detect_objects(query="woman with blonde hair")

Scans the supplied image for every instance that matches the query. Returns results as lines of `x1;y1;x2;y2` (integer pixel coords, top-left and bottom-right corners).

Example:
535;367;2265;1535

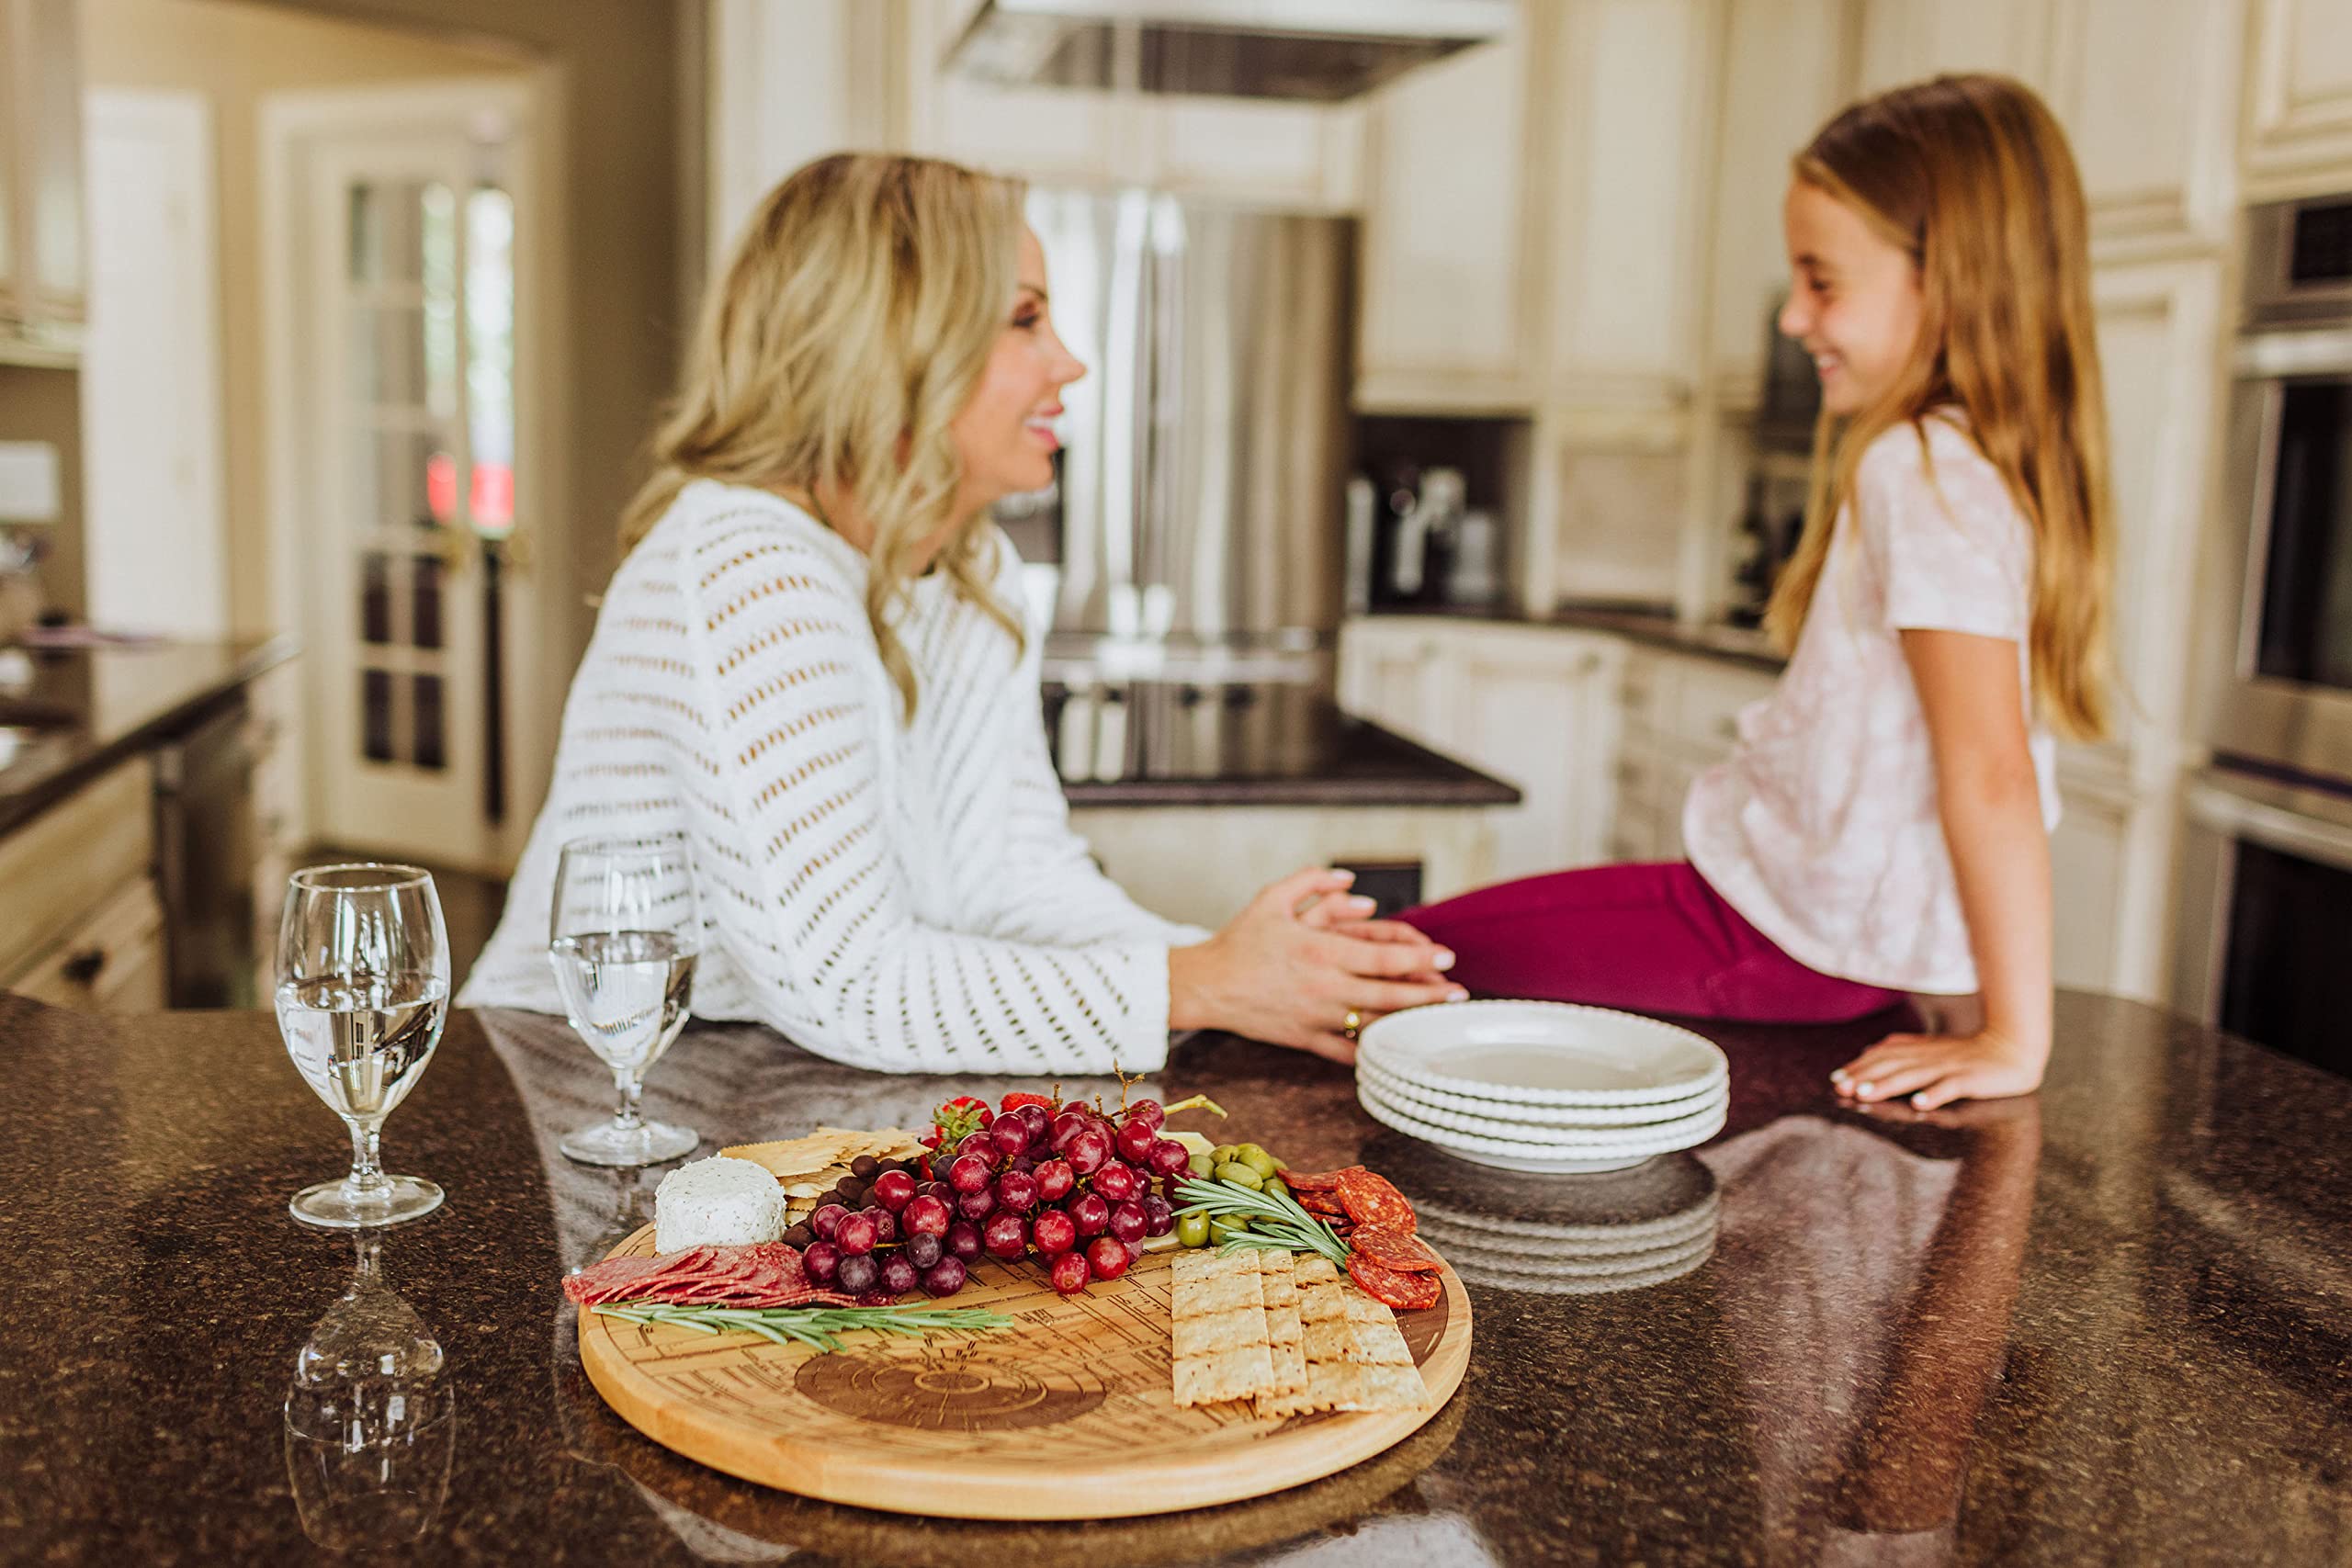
462;152;1463;1072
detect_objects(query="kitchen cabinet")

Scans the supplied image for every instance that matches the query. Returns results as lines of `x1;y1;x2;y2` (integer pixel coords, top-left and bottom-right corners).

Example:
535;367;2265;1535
1854;0;2053;98
1611;645;1777;863
2045;0;2243;254
0;757;164;1010
0;0;84;361
1353;22;1539;412
1340;616;1625;877
2243;0;2352;197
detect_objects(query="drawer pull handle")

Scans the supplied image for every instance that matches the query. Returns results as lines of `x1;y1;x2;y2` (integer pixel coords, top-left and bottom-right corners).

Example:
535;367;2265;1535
62;948;108;986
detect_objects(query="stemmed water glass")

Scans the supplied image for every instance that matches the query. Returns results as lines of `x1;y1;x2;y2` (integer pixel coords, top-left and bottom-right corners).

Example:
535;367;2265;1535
275;864;449;1228
548;831;702;1166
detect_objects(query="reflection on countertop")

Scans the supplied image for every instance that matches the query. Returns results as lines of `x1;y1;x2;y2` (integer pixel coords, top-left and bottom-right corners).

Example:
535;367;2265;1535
1043;678;1521;808
7;990;2352;1562
0;636;296;834
1361;601;1786;673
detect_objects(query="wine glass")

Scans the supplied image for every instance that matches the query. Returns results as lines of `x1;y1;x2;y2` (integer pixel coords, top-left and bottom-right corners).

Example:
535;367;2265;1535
548;831;702;1166
276;864;449;1227
283;1230;456;1549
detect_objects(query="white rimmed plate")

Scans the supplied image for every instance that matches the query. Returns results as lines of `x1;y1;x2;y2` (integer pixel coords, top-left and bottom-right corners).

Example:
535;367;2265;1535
1416;1191;1721;1258
1359;1077;1726;1150
1357;999;1728;1108
1358;1057;1724;1129
1356;1079;1727;1174
1415;1219;1719;1280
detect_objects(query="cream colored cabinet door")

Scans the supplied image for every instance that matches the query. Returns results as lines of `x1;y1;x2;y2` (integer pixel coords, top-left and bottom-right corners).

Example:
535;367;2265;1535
2245;0;2352;196
1446;627;1625;877
1354;28;1537;412
2044;0;2242;254
1337;618;1447;749
1855;0;2054;96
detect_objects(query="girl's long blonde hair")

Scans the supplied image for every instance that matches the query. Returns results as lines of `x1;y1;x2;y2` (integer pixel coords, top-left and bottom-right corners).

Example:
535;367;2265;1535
619;152;1028;717
1764;73;2113;741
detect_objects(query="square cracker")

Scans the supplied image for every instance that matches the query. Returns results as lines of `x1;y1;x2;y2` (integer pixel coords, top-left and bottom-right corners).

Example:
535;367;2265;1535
1257;1251;1299;1304
1173;1273;1265;1316
1173;1247;1261;1284
1292;1255;1343;1287
1297;1287;1350;1325
1172;1307;1270;1359
1173;1344;1277;1407
721;1132;858;1179
1264;1336;1308;1398
1325;1362;1430;1413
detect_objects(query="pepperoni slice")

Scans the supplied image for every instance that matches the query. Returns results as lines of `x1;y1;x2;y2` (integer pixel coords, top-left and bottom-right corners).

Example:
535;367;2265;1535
1282;1167;1361;1193
1350;1225;1440;1273
1295;1191;1348;1218
1348;1252;1441;1312
1335;1170;1416;1235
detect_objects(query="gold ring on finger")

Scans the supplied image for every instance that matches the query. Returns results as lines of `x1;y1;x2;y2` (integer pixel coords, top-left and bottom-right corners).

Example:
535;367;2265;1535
1342;1009;1363;1040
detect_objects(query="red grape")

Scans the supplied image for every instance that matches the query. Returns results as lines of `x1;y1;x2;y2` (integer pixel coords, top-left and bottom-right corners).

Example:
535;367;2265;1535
1066;1130;1113;1175
1114;1119;1157;1164
870;1169;917;1212
956;1129;997;1162
1147;1139;1191;1179
917;1179;952;1202
1069;1191;1111;1236
1085;1235;1131;1280
995;1169;1039;1211
982;1210;1028;1258
833;1213;878;1256
946;1219;983;1261
902;1193;952;1237
835;1253;880;1294
1034;1158;1076;1201
923;1257;967;1298
990;1119;1032;1159
1048;1249;1091;1295
948;1153;994;1195
802;1240;841;1282
861;1205;898;1245
1092;1161;1141;1203
1016;1103;1053;1141
903;1231;944;1269
1123;1099;1165;1133
880;1253;921;1295
1141;1194;1175;1236
956;1187;995;1222
1109;1201;1148;1245
1031;1208;1078;1255
809;1203;848;1241
1052;1110;1089;1146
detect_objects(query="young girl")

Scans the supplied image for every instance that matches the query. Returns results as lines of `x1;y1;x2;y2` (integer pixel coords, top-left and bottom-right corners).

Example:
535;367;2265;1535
1404;74;2110;1111
461;153;1460;1073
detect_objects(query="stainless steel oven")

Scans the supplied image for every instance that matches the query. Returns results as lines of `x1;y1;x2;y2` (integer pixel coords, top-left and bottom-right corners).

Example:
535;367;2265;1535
2172;767;2352;1079
2205;194;2352;784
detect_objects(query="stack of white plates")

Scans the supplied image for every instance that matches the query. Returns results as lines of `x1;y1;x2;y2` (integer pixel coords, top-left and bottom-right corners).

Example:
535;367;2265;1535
1355;1000;1729;1175
1399;1152;1720;1295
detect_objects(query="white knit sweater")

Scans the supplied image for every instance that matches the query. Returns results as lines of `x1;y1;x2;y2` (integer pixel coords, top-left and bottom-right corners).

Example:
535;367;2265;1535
460;479;1204;1074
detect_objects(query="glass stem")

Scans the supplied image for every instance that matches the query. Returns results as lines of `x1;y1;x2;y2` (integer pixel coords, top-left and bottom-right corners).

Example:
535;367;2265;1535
613;1070;644;1132
346;1120;388;1196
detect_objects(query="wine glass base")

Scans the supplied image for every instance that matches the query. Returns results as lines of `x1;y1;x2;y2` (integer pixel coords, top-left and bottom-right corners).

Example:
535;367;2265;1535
560;1118;698;1168
290;1175;444;1229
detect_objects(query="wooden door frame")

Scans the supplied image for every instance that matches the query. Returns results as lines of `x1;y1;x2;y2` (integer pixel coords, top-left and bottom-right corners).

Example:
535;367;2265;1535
259;73;563;874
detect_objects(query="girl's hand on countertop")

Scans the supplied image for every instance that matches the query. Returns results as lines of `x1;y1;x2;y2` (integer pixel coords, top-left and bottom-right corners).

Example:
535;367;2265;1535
1831;1027;2050;1111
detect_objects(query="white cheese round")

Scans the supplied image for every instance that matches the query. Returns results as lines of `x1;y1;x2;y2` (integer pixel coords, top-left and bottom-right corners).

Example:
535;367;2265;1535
653;1155;787;1253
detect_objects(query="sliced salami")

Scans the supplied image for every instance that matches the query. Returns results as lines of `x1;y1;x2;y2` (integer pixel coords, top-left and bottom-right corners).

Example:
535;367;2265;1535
1347;1252;1441;1312
1295;1191;1348;1218
1350;1225;1441;1273
1281;1167;1361;1193
1335;1169;1417;1235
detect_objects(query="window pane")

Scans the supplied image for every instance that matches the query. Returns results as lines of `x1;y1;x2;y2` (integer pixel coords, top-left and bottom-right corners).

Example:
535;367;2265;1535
466;186;515;532
413;673;446;771
362;670;394;762
412;553;443;650
360;553;391;646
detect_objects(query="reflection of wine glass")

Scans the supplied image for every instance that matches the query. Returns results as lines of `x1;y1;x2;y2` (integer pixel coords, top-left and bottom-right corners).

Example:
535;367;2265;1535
283;1231;457;1551
276;864;449;1227
548;832;701;1166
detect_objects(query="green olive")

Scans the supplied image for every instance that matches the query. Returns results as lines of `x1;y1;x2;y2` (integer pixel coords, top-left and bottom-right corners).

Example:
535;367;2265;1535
1175;1211;1212;1248
1208;1144;1240;1167
1237;1145;1279;1180
1213;1160;1265;1190
1209;1215;1252;1245
1188;1151;1213;1179
1263;1176;1292;1206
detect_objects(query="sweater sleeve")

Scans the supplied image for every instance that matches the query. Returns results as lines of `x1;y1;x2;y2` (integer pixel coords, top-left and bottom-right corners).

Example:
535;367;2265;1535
676;510;1175;1076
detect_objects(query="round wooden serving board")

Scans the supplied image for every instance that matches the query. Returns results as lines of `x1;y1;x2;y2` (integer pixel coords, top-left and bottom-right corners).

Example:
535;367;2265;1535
577;1225;1472;1519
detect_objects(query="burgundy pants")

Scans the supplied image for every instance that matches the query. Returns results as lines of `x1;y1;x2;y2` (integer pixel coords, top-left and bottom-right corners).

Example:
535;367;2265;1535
1398;861;1906;1025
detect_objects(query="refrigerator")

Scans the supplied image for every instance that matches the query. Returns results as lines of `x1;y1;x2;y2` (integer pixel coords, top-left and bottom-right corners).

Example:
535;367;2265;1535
999;187;1356;686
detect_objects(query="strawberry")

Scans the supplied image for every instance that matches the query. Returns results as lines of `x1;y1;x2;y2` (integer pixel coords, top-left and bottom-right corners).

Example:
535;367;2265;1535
931;1094;994;1147
1000;1091;1056;1115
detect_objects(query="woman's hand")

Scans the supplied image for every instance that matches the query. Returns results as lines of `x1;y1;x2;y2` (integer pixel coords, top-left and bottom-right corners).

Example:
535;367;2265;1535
1168;867;1467;1061
1831;1026;2050;1111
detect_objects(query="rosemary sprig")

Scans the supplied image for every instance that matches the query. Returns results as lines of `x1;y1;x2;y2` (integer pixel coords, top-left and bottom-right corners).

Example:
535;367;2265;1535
592;1302;1015;1354
1172;1177;1351;1268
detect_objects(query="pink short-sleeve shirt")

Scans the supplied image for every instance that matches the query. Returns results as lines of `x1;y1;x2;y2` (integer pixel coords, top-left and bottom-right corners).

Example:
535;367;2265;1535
1682;412;2060;995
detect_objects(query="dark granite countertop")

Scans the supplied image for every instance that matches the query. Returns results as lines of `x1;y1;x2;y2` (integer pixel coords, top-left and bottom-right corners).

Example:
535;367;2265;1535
1045;680;1520;808
6;990;2349;1562
0;636;298;836
1361;604;1788;674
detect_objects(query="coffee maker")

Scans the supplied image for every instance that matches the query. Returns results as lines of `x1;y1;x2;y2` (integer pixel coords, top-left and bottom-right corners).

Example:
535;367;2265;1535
1349;460;1475;611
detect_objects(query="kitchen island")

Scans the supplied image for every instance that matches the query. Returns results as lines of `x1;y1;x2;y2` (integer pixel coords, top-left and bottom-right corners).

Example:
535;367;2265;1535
5;990;2347;1564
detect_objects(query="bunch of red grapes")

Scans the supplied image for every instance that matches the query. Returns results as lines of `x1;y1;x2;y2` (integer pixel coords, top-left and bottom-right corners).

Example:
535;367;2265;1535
800;1095;1192;1299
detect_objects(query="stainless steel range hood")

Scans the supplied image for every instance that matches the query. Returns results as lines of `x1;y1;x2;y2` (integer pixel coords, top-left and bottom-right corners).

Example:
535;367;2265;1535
945;0;1514;103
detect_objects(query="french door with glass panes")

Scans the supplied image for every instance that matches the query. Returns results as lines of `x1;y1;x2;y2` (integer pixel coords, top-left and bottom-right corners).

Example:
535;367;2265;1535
301;124;521;872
